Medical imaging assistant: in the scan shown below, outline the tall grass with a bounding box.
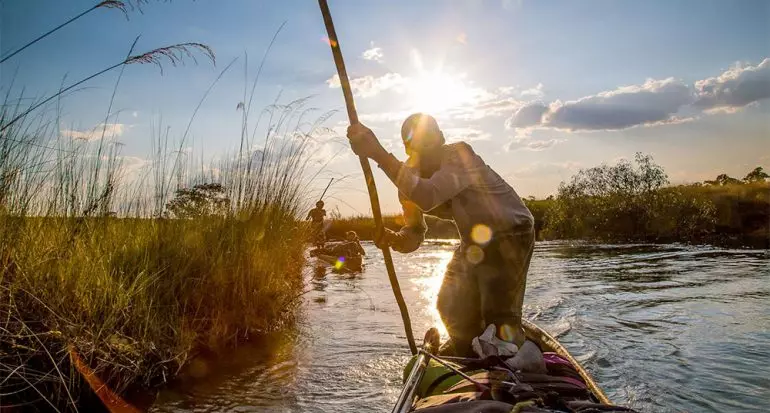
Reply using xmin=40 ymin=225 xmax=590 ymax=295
xmin=0 ymin=3 xmax=331 ymax=409
xmin=0 ymin=96 xmax=324 ymax=410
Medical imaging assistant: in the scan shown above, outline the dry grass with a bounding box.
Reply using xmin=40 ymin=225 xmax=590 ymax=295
xmin=0 ymin=4 xmax=326 ymax=410
xmin=0 ymin=98 xmax=321 ymax=410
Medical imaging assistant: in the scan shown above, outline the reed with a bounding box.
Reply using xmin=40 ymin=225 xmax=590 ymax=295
xmin=0 ymin=11 xmax=318 ymax=410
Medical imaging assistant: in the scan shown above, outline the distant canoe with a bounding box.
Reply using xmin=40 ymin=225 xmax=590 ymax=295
xmin=315 ymin=253 xmax=363 ymax=272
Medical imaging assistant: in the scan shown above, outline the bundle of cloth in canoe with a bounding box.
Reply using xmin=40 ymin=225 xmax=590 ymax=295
xmin=309 ymin=230 xmax=366 ymax=271
xmin=394 ymin=322 xmax=640 ymax=413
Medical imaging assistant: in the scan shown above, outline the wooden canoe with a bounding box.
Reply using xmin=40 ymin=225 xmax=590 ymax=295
xmin=395 ymin=320 xmax=613 ymax=412
xmin=316 ymin=254 xmax=363 ymax=272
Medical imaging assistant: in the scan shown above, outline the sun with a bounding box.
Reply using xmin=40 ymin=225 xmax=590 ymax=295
xmin=408 ymin=70 xmax=482 ymax=114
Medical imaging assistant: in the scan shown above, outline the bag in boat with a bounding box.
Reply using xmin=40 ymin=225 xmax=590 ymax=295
xmin=404 ymin=352 xmax=640 ymax=412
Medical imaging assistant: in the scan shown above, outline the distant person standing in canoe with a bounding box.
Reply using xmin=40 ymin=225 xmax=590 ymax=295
xmin=307 ymin=200 xmax=327 ymax=248
xmin=347 ymin=113 xmax=544 ymax=371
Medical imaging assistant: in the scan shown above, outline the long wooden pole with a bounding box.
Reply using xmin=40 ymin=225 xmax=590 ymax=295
xmin=319 ymin=178 xmax=334 ymax=201
xmin=318 ymin=0 xmax=417 ymax=355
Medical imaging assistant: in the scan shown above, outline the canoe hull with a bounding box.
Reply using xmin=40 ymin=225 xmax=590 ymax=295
xmin=522 ymin=319 xmax=610 ymax=404
xmin=316 ymin=254 xmax=363 ymax=271
xmin=396 ymin=320 xmax=612 ymax=412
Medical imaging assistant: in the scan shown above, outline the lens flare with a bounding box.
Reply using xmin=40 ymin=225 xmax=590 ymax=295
xmin=465 ymin=245 xmax=484 ymax=264
xmin=321 ymin=36 xmax=338 ymax=47
xmin=471 ymin=224 xmax=493 ymax=245
xmin=334 ymin=256 xmax=345 ymax=270
xmin=498 ymin=324 xmax=516 ymax=344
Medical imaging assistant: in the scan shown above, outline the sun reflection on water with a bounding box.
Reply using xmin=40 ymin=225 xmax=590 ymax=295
xmin=411 ymin=249 xmax=454 ymax=339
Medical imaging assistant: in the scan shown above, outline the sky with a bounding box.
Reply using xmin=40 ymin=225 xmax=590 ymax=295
xmin=1 ymin=0 xmax=768 ymax=216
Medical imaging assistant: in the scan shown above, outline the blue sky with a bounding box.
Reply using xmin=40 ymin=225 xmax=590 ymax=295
xmin=2 ymin=0 xmax=768 ymax=215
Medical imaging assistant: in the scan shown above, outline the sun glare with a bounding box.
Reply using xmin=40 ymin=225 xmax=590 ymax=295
xmin=409 ymin=70 xmax=481 ymax=114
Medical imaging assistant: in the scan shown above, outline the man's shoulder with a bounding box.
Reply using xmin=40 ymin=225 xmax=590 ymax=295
xmin=443 ymin=142 xmax=480 ymax=165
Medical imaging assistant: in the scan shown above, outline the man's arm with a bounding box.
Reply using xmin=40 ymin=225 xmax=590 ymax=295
xmin=377 ymin=145 xmax=474 ymax=212
xmin=389 ymin=195 xmax=427 ymax=253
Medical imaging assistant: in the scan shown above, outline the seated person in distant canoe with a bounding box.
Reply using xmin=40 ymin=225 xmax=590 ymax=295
xmin=306 ymin=200 xmax=327 ymax=248
xmin=347 ymin=113 xmax=544 ymax=372
xmin=327 ymin=231 xmax=366 ymax=258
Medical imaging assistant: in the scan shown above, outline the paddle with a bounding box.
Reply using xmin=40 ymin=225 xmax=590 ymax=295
xmin=319 ymin=177 xmax=334 ymax=201
xmin=318 ymin=0 xmax=417 ymax=355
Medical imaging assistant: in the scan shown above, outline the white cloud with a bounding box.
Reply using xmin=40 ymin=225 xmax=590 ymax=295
xmin=694 ymin=58 xmax=770 ymax=111
xmin=520 ymin=83 xmax=544 ymax=99
xmin=132 ymin=111 xmax=138 ymax=118
xmin=505 ymin=138 xmax=564 ymax=152
xmin=545 ymin=78 xmax=692 ymax=131
xmin=442 ymin=127 xmax=491 ymax=143
xmin=326 ymin=72 xmax=406 ymax=98
xmin=359 ymin=109 xmax=413 ymax=124
xmin=505 ymin=102 xmax=548 ymax=128
xmin=505 ymin=78 xmax=692 ymax=132
xmin=508 ymin=161 xmax=583 ymax=180
xmin=117 ymin=155 xmax=150 ymax=182
xmin=61 ymin=123 xmax=126 ymax=141
xmin=501 ymin=58 xmax=769 ymax=133
xmin=362 ymin=42 xmax=384 ymax=62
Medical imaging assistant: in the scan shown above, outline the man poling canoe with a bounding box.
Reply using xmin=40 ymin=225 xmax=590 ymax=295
xmin=347 ymin=114 xmax=545 ymax=372
xmin=307 ymin=200 xmax=327 ymax=248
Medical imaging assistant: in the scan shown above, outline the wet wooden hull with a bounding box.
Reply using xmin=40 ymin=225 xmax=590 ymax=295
xmin=396 ymin=320 xmax=611 ymax=412
xmin=522 ymin=319 xmax=610 ymax=404
xmin=316 ymin=254 xmax=363 ymax=272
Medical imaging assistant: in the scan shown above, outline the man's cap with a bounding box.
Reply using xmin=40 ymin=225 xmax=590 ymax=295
xmin=400 ymin=113 xmax=444 ymax=154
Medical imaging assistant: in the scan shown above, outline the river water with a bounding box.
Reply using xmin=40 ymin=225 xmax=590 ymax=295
xmin=152 ymin=241 xmax=770 ymax=413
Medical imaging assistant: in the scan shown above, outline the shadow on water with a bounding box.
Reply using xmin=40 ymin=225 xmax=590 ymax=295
xmin=153 ymin=330 xmax=302 ymax=411
xmin=152 ymin=241 xmax=770 ymax=413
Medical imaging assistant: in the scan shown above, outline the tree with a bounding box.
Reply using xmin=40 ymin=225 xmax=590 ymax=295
xmin=165 ymin=183 xmax=231 ymax=219
xmin=705 ymin=174 xmax=742 ymax=186
xmin=545 ymin=153 xmax=670 ymax=240
xmin=743 ymin=166 xmax=769 ymax=183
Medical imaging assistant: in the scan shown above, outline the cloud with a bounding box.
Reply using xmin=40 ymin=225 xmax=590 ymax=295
xmin=505 ymin=138 xmax=564 ymax=152
xmin=506 ymin=78 xmax=692 ymax=131
xmin=505 ymin=103 xmax=548 ymax=128
xmin=520 ymin=83 xmax=544 ymax=99
xmin=326 ymin=72 xmax=406 ymax=98
xmin=362 ymin=42 xmax=384 ymax=62
xmin=61 ymin=123 xmax=126 ymax=141
xmin=545 ymin=78 xmax=692 ymax=131
xmin=446 ymin=94 xmax=525 ymax=121
xmin=508 ymin=161 xmax=583 ymax=180
xmin=502 ymin=58 xmax=769 ymax=133
xmin=442 ymin=127 xmax=491 ymax=143
xmin=359 ymin=109 xmax=413 ymax=124
xmin=694 ymin=58 xmax=770 ymax=111
xmin=117 ymin=155 xmax=150 ymax=182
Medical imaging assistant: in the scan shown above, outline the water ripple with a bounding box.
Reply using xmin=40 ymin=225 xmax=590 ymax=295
xmin=152 ymin=241 xmax=770 ymax=413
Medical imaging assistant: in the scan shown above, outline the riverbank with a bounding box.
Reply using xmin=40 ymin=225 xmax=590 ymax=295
xmin=327 ymin=158 xmax=769 ymax=249
xmin=1 ymin=214 xmax=308 ymax=410
xmin=1 ymin=98 xmax=316 ymax=409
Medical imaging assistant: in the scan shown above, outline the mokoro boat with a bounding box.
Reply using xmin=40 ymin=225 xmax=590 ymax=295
xmin=310 ymin=244 xmax=364 ymax=272
xmin=393 ymin=320 xmax=636 ymax=413
xmin=315 ymin=253 xmax=363 ymax=272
